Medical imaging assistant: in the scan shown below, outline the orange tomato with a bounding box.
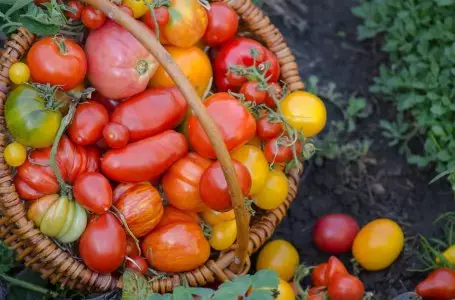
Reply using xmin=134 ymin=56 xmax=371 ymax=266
xmin=156 ymin=205 xmax=201 ymax=229
xmin=200 ymin=207 xmax=235 ymax=226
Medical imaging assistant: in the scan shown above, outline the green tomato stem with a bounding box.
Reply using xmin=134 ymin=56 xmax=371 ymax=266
xmin=0 ymin=274 xmax=59 ymax=298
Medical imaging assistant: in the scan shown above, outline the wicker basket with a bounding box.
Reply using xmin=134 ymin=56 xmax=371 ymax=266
xmin=0 ymin=0 xmax=305 ymax=293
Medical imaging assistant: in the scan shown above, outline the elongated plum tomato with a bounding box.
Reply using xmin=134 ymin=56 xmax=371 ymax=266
xmin=155 ymin=205 xmax=200 ymax=229
xmin=73 ymin=172 xmax=112 ymax=214
xmin=328 ymin=274 xmax=364 ymax=300
xmin=312 ymin=214 xmax=360 ymax=254
xmin=203 ymin=2 xmax=238 ymax=46
xmin=188 ymin=93 xmax=256 ymax=159
xmin=68 ymin=101 xmax=109 ymax=146
xmin=416 ymin=268 xmax=455 ymax=299
xmin=85 ymin=20 xmax=159 ymax=100
xmin=103 ymin=122 xmax=129 ymax=149
xmin=199 ymin=160 xmax=251 ymax=212
xmin=141 ymin=221 xmax=210 ymax=272
xmin=162 ymin=153 xmax=211 ymax=212
xmin=256 ymin=240 xmax=299 ymax=281
xmin=79 ymin=213 xmax=127 ymax=273
xmin=125 ymin=256 xmax=148 ymax=275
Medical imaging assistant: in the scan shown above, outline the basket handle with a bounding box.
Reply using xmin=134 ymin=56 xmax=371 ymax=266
xmin=83 ymin=0 xmax=249 ymax=273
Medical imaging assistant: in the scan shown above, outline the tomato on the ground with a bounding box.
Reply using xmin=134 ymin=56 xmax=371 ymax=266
xmin=327 ymin=274 xmax=364 ymax=300
xmin=311 ymin=263 xmax=328 ymax=287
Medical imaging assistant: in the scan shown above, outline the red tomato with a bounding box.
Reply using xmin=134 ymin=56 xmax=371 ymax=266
xmin=202 ymin=2 xmax=238 ymax=46
xmin=126 ymin=235 xmax=139 ymax=257
xmin=79 ymin=213 xmax=127 ymax=273
xmin=103 ymin=122 xmax=130 ymax=149
xmin=34 ymin=0 xmax=49 ymax=5
xmin=81 ymin=6 xmax=106 ymax=29
xmin=308 ymin=286 xmax=327 ymax=296
xmin=264 ymin=137 xmax=302 ymax=164
xmin=101 ymin=130 xmax=188 ymax=182
xmin=26 ymin=36 xmax=87 ymax=91
xmin=73 ymin=172 xmax=112 ymax=214
xmin=143 ymin=7 xmax=170 ymax=31
xmin=263 ymin=48 xmax=281 ymax=83
xmin=313 ymin=214 xmax=360 ymax=254
xmin=328 ymin=274 xmax=364 ymax=300
xmin=126 ymin=256 xmax=148 ymax=275
xmin=91 ymin=92 xmax=120 ymax=113
xmin=162 ymin=153 xmax=211 ymax=212
xmin=156 ymin=206 xmax=201 ymax=229
xmin=111 ymin=88 xmax=187 ymax=141
xmin=188 ymin=93 xmax=256 ymax=159
xmin=312 ymin=263 xmax=328 ymax=287
xmin=416 ymin=268 xmax=455 ymax=299
xmin=68 ymin=101 xmax=109 ymax=146
xmin=256 ymin=115 xmax=283 ymax=141
xmin=325 ymin=257 xmax=348 ymax=284
xmin=307 ymin=296 xmax=325 ymax=300
xmin=199 ymin=160 xmax=251 ymax=212
xmin=85 ymin=20 xmax=158 ymax=100
xmin=65 ymin=0 xmax=83 ymax=20
xmin=265 ymin=82 xmax=283 ymax=109
xmin=240 ymin=81 xmax=267 ymax=104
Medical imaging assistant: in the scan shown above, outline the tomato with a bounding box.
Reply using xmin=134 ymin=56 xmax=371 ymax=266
xmin=111 ymin=87 xmax=187 ymax=141
xmin=91 ymin=92 xmax=120 ymax=113
xmin=210 ymin=219 xmax=237 ymax=251
xmin=201 ymin=208 xmax=235 ymax=226
xmin=252 ymin=170 xmax=288 ymax=210
xmin=141 ymin=222 xmax=210 ymax=272
xmin=149 ymin=46 xmax=212 ymax=97
xmin=162 ymin=153 xmax=211 ymax=212
xmin=256 ymin=115 xmax=283 ymax=141
xmin=247 ymin=135 xmax=263 ymax=149
xmin=58 ymin=201 xmax=87 ymax=243
xmin=8 ymin=62 xmax=30 ymax=85
xmin=256 ymin=240 xmax=299 ymax=281
xmin=312 ymin=263 xmax=328 ymax=287
xmin=199 ymin=160 xmax=251 ymax=212
xmin=416 ymin=268 xmax=455 ymax=299
xmin=264 ymin=82 xmax=282 ymax=109
xmin=103 ymin=122 xmax=130 ymax=149
xmin=4 ymin=142 xmax=26 ymax=167
xmin=54 ymin=83 xmax=86 ymax=115
xmin=202 ymin=2 xmax=238 ymax=46
xmin=40 ymin=195 xmax=70 ymax=237
xmin=156 ymin=206 xmax=200 ymax=229
xmin=102 ymin=130 xmax=188 ymax=182
xmin=81 ymin=6 xmax=106 ymax=29
xmin=68 ymin=101 xmax=109 ymax=146
xmin=122 ymin=0 xmax=148 ymax=18
xmin=240 ymin=81 xmax=267 ymax=105
xmin=352 ymin=218 xmax=404 ymax=271
xmin=5 ymin=84 xmax=62 ymax=148
xmin=143 ymin=7 xmax=170 ymax=30
xmin=264 ymin=137 xmax=302 ymax=165
xmin=438 ymin=245 xmax=455 ymax=265
xmin=126 ymin=256 xmax=148 ymax=274
xmin=188 ymin=93 xmax=256 ymax=159
xmin=85 ymin=20 xmax=158 ymax=100
xmin=34 ymin=0 xmax=49 ymax=5
xmin=27 ymin=194 xmax=59 ymax=227
xmin=27 ymin=36 xmax=86 ymax=91
xmin=126 ymin=235 xmax=139 ymax=257
xmin=230 ymin=145 xmax=268 ymax=195
xmin=308 ymin=286 xmax=327 ymax=296
xmin=276 ymin=280 xmax=296 ymax=300
xmin=328 ymin=274 xmax=364 ymax=300
xmin=161 ymin=0 xmax=208 ymax=48
xmin=312 ymin=214 xmax=360 ymax=254
xmin=325 ymin=256 xmax=348 ymax=284
xmin=281 ymin=91 xmax=327 ymax=138
xmin=73 ymin=172 xmax=112 ymax=214
xmin=263 ymin=48 xmax=281 ymax=83
xmin=79 ymin=213 xmax=127 ymax=273
xmin=65 ymin=0 xmax=83 ymax=19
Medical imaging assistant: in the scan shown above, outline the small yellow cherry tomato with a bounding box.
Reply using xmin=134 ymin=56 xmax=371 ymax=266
xmin=436 ymin=244 xmax=455 ymax=265
xmin=231 ymin=145 xmax=269 ymax=195
xmin=201 ymin=207 xmax=235 ymax=226
xmin=4 ymin=142 xmax=27 ymax=167
xmin=276 ymin=280 xmax=296 ymax=300
xmin=281 ymin=91 xmax=327 ymax=138
xmin=253 ymin=170 xmax=289 ymax=210
xmin=353 ymin=218 xmax=404 ymax=271
xmin=122 ymin=0 xmax=148 ymax=18
xmin=209 ymin=219 xmax=237 ymax=251
xmin=247 ymin=135 xmax=262 ymax=149
xmin=256 ymin=240 xmax=299 ymax=281
xmin=8 ymin=62 xmax=30 ymax=85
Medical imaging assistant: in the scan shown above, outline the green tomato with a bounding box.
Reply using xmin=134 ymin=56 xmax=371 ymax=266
xmin=40 ymin=195 xmax=69 ymax=237
xmin=58 ymin=202 xmax=87 ymax=243
xmin=57 ymin=201 xmax=75 ymax=239
xmin=5 ymin=84 xmax=62 ymax=148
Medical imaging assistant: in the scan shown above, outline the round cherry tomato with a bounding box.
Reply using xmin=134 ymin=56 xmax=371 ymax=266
xmin=103 ymin=122 xmax=130 ymax=149
xmin=201 ymin=208 xmax=235 ymax=226
xmin=202 ymin=2 xmax=238 ymax=46
xmin=68 ymin=101 xmax=109 ymax=146
xmin=231 ymin=145 xmax=269 ymax=195
xmin=210 ymin=219 xmax=237 ymax=251
xmin=438 ymin=245 xmax=455 ymax=264
xmin=4 ymin=142 xmax=26 ymax=167
xmin=8 ymin=62 xmax=30 ymax=85
xmin=126 ymin=256 xmax=148 ymax=275
xmin=240 ymin=81 xmax=267 ymax=105
xmin=126 ymin=235 xmax=139 ymax=257
xmin=353 ymin=218 xmax=404 ymax=271
xmin=199 ymin=160 xmax=251 ymax=212
xmin=143 ymin=6 xmax=170 ymax=30
xmin=256 ymin=239 xmax=299 ymax=281
xmin=26 ymin=36 xmax=87 ymax=91
xmin=65 ymin=0 xmax=83 ymax=19
xmin=156 ymin=206 xmax=200 ymax=229
xmin=264 ymin=137 xmax=302 ymax=164
xmin=312 ymin=263 xmax=328 ymax=287
xmin=416 ymin=268 xmax=455 ymax=299
xmin=325 ymin=256 xmax=348 ymax=284
xmin=122 ymin=0 xmax=148 ymax=18
xmin=73 ymin=172 xmax=113 ymax=214
xmin=281 ymin=91 xmax=327 ymax=138
xmin=256 ymin=115 xmax=283 ymax=141
xmin=276 ymin=279 xmax=296 ymax=300
xmin=264 ymin=82 xmax=283 ymax=109
xmin=79 ymin=213 xmax=127 ymax=273
xmin=252 ymin=170 xmax=288 ymax=210
xmin=313 ymin=214 xmax=360 ymax=254
xmin=81 ymin=6 xmax=106 ymax=29
xmin=328 ymin=274 xmax=364 ymax=300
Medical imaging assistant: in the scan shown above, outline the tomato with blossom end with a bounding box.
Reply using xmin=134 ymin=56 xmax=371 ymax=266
xmin=68 ymin=101 xmax=109 ymax=146
xmin=125 ymin=256 xmax=148 ymax=275
xmin=328 ymin=274 xmax=364 ymax=300
xmin=240 ymin=81 xmax=267 ymax=104
xmin=311 ymin=263 xmax=328 ymax=287
xmin=199 ymin=160 xmax=251 ymax=212
xmin=203 ymin=2 xmax=238 ymax=46
xmin=256 ymin=115 xmax=283 ymax=141
xmin=73 ymin=172 xmax=113 ymax=214
xmin=264 ymin=137 xmax=302 ymax=164
xmin=325 ymin=256 xmax=348 ymax=284
xmin=143 ymin=7 xmax=170 ymax=31
xmin=103 ymin=122 xmax=130 ymax=149
xmin=265 ymin=82 xmax=283 ymax=109
xmin=82 ymin=6 xmax=106 ymax=29
xmin=65 ymin=1 xmax=83 ymax=20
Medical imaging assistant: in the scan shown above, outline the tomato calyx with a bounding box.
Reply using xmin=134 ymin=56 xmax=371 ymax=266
xmin=135 ymin=60 xmax=150 ymax=76
xmin=52 ymin=36 xmax=69 ymax=54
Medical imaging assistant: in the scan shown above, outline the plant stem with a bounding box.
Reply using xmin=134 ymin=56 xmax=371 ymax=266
xmin=0 ymin=274 xmax=58 ymax=298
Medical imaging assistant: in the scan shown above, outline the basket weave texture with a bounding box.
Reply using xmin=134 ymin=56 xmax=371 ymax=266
xmin=0 ymin=0 xmax=305 ymax=293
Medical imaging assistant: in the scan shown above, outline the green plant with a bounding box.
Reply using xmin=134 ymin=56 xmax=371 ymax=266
xmin=353 ymin=0 xmax=455 ymax=191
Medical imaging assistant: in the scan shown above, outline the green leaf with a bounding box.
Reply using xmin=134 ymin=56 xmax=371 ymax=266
xmin=251 ymin=270 xmax=279 ymax=289
xmin=122 ymin=270 xmax=152 ymax=300
xmin=185 ymin=287 xmax=215 ymax=298
xmin=7 ymin=269 xmax=51 ymax=300
xmin=5 ymin=0 xmax=32 ymax=16
xmin=18 ymin=13 xmax=60 ymax=35
xmin=246 ymin=289 xmax=275 ymax=300
xmin=217 ymin=275 xmax=251 ymax=297
xmin=171 ymin=286 xmax=193 ymax=300
xmin=437 ymin=0 xmax=455 ymax=6
xmin=0 ymin=242 xmax=14 ymax=274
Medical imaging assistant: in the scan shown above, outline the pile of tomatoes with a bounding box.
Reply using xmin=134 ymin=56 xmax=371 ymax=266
xmin=5 ymin=0 xmax=327 ymax=277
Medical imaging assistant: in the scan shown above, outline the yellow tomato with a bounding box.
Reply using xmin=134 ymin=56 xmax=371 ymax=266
xmin=253 ymin=170 xmax=288 ymax=210
xmin=122 ymin=0 xmax=148 ymax=18
xmin=4 ymin=142 xmax=26 ymax=167
xmin=436 ymin=245 xmax=455 ymax=265
xmin=231 ymin=145 xmax=269 ymax=195
xmin=201 ymin=208 xmax=235 ymax=226
xmin=353 ymin=218 xmax=404 ymax=271
xmin=150 ymin=46 xmax=212 ymax=96
xmin=247 ymin=136 xmax=262 ymax=148
xmin=209 ymin=219 xmax=237 ymax=251
xmin=276 ymin=280 xmax=296 ymax=300
xmin=8 ymin=62 xmax=30 ymax=85
xmin=281 ymin=91 xmax=327 ymax=137
xmin=256 ymin=240 xmax=299 ymax=281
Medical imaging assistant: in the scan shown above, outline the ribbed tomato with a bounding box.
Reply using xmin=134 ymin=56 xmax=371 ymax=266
xmin=155 ymin=206 xmax=200 ymax=229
